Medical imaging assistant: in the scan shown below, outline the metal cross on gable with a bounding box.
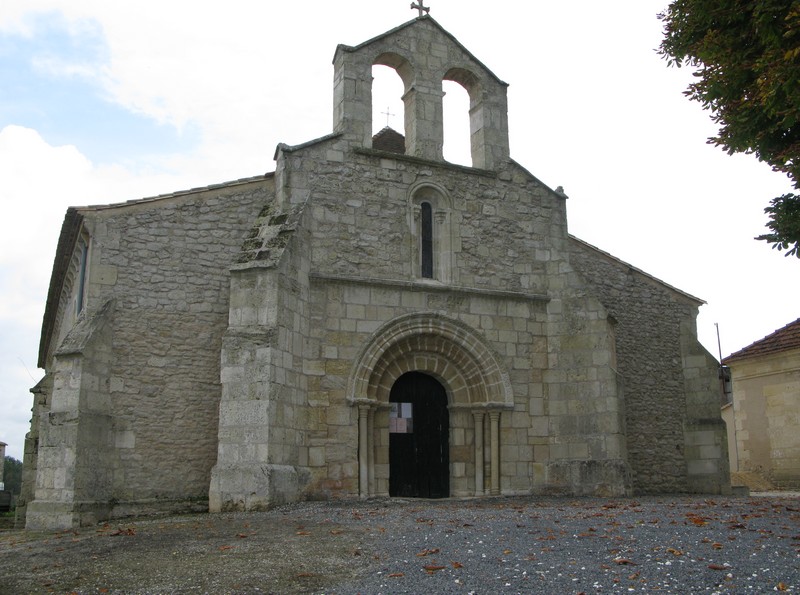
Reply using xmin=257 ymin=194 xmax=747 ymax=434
xmin=411 ymin=1 xmax=430 ymax=17
xmin=381 ymin=106 xmax=396 ymax=127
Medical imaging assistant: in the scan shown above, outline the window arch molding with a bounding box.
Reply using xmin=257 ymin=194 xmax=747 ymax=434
xmin=407 ymin=182 xmax=454 ymax=283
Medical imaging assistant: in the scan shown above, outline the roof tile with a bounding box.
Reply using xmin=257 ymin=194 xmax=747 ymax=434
xmin=723 ymin=318 xmax=800 ymax=363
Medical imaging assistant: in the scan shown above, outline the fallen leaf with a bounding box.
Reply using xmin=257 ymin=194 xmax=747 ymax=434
xmin=452 ymin=561 xmax=463 ymax=568
xmin=296 ymin=531 xmax=311 ymax=536
xmin=236 ymin=533 xmax=248 ymax=538
xmin=388 ymin=572 xmax=404 ymax=578
xmin=708 ymin=563 xmax=729 ymax=571
xmin=416 ymin=548 xmax=440 ymax=557
xmin=777 ymin=582 xmax=788 ymax=591
xmin=686 ymin=514 xmax=708 ymax=526
xmin=503 ymin=549 xmax=512 ymax=554
xmin=666 ymin=548 xmax=683 ymax=556
xmin=330 ymin=529 xmax=343 ymax=535
xmin=296 ymin=572 xmax=314 ymax=578
xmin=219 ymin=545 xmax=234 ymax=551
xmin=424 ymin=565 xmax=446 ymax=573
xmin=712 ymin=542 xmax=723 ymax=550
xmin=613 ymin=558 xmax=637 ymax=566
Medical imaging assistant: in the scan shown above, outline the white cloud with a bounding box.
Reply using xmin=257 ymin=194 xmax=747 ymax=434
xmin=31 ymin=54 xmax=104 ymax=80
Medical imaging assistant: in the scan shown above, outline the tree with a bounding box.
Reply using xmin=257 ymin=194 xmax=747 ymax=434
xmin=658 ymin=0 xmax=800 ymax=257
xmin=3 ymin=457 xmax=22 ymax=495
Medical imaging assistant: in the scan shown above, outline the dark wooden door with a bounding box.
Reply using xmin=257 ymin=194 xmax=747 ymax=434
xmin=389 ymin=372 xmax=449 ymax=498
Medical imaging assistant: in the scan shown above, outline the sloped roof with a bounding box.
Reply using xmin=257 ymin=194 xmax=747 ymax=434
xmin=39 ymin=208 xmax=84 ymax=368
xmin=723 ymin=318 xmax=800 ymax=364
xmin=39 ymin=175 xmax=271 ymax=368
xmin=569 ymin=235 xmax=706 ymax=306
xmin=372 ymin=127 xmax=405 ymax=154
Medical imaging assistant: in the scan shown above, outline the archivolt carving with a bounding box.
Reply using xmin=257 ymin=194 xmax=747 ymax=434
xmin=347 ymin=312 xmax=512 ymax=408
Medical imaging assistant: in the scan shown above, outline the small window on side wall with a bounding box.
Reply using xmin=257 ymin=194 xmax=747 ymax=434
xmin=76 ymin=240 xmax=88 ymax=315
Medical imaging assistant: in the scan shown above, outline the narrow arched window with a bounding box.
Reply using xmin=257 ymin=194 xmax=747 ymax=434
xmin=76 ymin=241 xmax=88 ymax=314
xmin=409 ymin=186 xmax=451 ymax=283
xmin=420 ymin=201 xmax=434 ymax=278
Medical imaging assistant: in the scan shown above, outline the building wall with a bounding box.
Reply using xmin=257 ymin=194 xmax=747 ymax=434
xmin=244 ymin=136 xmax=632 ymax=504
xmin=28 ymin=17 xmax=731 ymax=528
xmin=211 ymin=199 xmax=316 ymax=511
xmin=305 ymin=278 xmax=554 ymax=498
xmin=730 ymin=349 xmax=800 ymax=487
xmin=28 ymin=179 xmax=269 ymax=528
xmin=568 ymin=239 xmax=728 ymax=494
xmin=721 ymin=404 xmax=739 ymax=472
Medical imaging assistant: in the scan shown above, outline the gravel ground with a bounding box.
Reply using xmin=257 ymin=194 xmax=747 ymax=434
xmin=1 ymin=494 xmax=799 ymax=594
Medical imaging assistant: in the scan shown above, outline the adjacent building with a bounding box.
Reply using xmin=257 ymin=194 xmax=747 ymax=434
xmin=723 ymin=318 xmax=800 ymax=488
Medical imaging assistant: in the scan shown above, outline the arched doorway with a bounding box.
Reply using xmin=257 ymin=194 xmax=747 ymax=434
xmin=389 ymin=372 xmax=449 ymax=498
xmin=349 ymin=312 xmax=515 ymax=498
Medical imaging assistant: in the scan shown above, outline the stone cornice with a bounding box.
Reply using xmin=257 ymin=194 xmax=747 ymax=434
xmin=353 ymin=147 xmax=499 ymax=178
xmin=310 ymin=272 xmax=549 ymax=303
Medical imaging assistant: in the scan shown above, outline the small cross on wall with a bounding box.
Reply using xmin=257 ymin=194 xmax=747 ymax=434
xmin=411 ymin=1 xmax=430 ymax=17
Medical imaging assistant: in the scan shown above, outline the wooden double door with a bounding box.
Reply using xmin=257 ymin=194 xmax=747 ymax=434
xmin=389 ymin=372 xmax=449 ymax=498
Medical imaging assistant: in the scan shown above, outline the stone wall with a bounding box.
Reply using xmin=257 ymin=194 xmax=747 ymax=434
xmin=96 ymin=182 xmax=268 ymax=505
xmin=279 ymin=143 xmax=568 ymax=295
xmin=27 ymin=300 xmax=115 ymax=529
xmin=272 ymin=134 xmax=630 ymax=499
xmin=30 ymin=179 xmax=269 ymax=526
xmin=568 ymin=238 xmax=728 ymax=494
xmin=25 ymin=14 xmax=731 ymax=529
xmin=211 ymin=195 xmax=316 ymax=511
xmin=730 ymin=349 xmax=800 ymax=488
xmin=306 ymin=277 xmax=553 ymax=497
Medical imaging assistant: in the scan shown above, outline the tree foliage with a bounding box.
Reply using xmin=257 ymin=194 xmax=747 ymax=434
xmin=3 ymin=457 xmax=22 ymax=495
xmin=658 ymin=0 xmax=800 ymax=257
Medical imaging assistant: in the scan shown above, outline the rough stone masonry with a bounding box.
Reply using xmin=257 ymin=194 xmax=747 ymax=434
xmin=20 ymin=14 xmax=729 ymax=530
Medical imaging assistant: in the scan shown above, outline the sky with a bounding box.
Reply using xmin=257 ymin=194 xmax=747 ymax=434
xmin=1 ymin=1 xmax=797 ymax=461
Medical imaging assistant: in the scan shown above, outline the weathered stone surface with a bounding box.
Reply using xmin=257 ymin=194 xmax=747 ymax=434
xmin=23 ymin=16 xmax=729 ymax=529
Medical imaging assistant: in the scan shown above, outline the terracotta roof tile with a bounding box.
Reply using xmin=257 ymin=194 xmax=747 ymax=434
xmin=723 ymin=318 xmax=800 ymax=364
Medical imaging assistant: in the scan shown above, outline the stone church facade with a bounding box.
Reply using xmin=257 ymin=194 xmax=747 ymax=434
xmin=21 ymin=16 xmax=729 ymax=530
